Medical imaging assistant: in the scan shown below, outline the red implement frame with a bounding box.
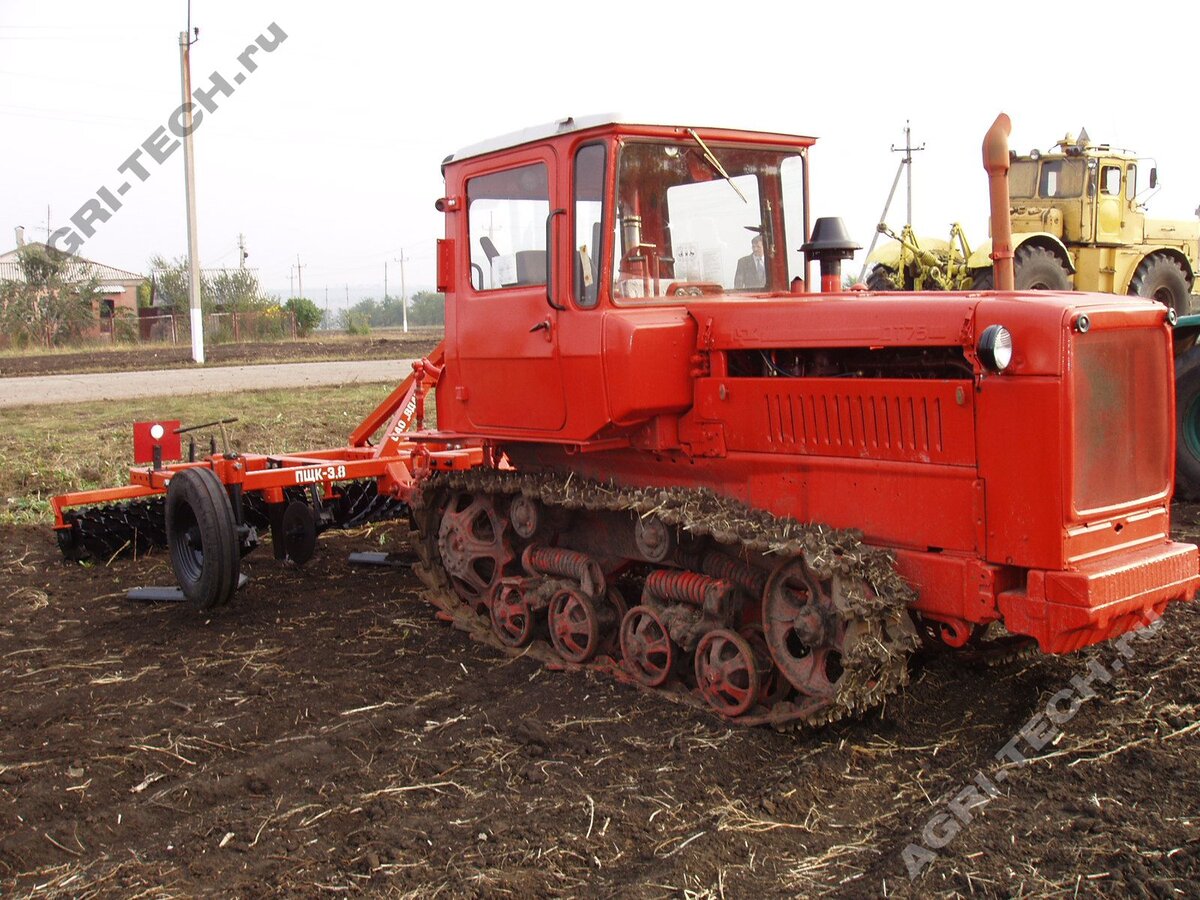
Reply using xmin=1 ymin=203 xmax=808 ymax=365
xmin=50 ymin=343 xmax=469 ymax=529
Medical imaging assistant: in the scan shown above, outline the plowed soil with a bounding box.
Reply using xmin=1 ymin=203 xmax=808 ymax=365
xmin=2 ymin=509 xmax=1200 ymax=898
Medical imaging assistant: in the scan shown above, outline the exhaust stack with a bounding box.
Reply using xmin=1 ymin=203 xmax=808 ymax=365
xmin=982 ymin=113 xmax=1014 ymax=291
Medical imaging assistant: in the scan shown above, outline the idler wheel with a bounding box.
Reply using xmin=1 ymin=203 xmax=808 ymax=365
xmin=489 ymin=581 xmax=535 ymax=648
xmin=694 ymin=628 xmax=761 ymax=718
xmin=165 ymin=467 xmax=240 ymax=611
xmin=548 ymin=588 xmax=601 ymax=664
xmin=437 ymin=492 xmax=513 ymax=610
xmin=620 ymin=605 xmax=675 ymax=687
xmin=762 ymin=557 xmax=846 ymax=699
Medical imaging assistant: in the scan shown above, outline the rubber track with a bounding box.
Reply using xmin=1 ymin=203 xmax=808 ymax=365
xmin=411 ymin=469 xmax=921 ymax=730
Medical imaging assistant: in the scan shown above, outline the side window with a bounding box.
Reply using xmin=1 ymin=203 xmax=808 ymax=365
xmin=467 ymin=163 xmax=549 ymax=291
xmin=1126 ymin=164 xmax=1138 ymax=200
xmin=781 ymin=155 xmax=806 ymax=286
xmin=573 ymin=144 xmax=605 ymax=308
xmin=1101 ymin=165 xmax=1121 ymax=195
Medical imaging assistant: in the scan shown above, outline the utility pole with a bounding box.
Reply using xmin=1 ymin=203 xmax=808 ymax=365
xmin=895 ymin=121 xmax=924 ymax=227
xmin=857 ymin=121 xmax=925 ymax=283
xmin=384 ymin=260 xmax=388 ymax=300
xmin=397 ymin=249 xmax=408 ymax=333
xmin=179 ymin=26 xmax=204 ymax=363
xmin=295 ymin=254 xmax=305 ymax=300
xmin=238 ymin=233 xmax=248 ymax=269
xmin=289 ymin=266 xmax=294 ymax=297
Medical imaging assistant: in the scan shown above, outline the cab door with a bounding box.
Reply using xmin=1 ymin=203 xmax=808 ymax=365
xmin=1095 ymin=160 xmax=1124 ymax=245
xmin=455 ymin=149 xmax=567 ymax=431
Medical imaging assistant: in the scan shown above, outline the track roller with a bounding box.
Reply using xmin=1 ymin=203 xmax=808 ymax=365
xmin=694 ymin=628 xmax=761 ymax=717
xmin=620 ymin=604 xmax=676 ymax=687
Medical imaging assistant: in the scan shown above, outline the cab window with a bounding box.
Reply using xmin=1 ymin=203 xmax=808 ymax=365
xmin=1100 ymin=165 xmax=1121 ymax=195
xmin=610 ymin=140 xmax=805 ymax=301
xmin=1038 ymin=159 xmax=1085 ymax=198
xmin=467 ymin=163 xmax=549 ymax=291
xmin=573 ymin=144 xmax=606 ymax=308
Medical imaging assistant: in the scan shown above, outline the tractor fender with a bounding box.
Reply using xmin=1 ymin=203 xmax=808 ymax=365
xmin=967 ymin=233 xmax=1076 ymax=273
xmin=1127 ymin=248 xmax=1196 ymax=291
xmin=865 ymin=235 xmax=953 ymax=269
xmin=864 ymin=241 xmax=904 ymax=270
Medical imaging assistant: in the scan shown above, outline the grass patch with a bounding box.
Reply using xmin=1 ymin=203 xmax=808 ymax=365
xmin=0 ymin=383 xmax=436 ymax=526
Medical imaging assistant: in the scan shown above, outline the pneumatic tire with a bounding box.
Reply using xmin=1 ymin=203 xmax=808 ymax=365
xmin=1012 ymin=245 xmax=1072 ymax=291
xmin=865 ymin=264 xmax=901 ymax=291
xmin=1175 ymin=347 xmax=1200 ymax=500
xmin=1130 ymin=255 xmax=1192 ymax=317
xmin=166 ymin=467 xmax=241 ymax=610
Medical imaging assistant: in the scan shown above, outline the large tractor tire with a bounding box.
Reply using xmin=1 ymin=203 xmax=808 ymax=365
xmin=865 ymin=264 xmax=901 ymax=291
xmin=1175 ymin=347 xmax=1200 ymax=500
xmin=971 ymin=245 xmax=1072 ymax=291
xmin=1129 ymin=255 xmax=1192 ymax=317
xmin=165 ymin=467 xmax=241 ymax=610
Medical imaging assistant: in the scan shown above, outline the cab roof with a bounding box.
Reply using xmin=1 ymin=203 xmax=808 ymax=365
xmin=444 ymin=114 xmax=817 ymax=166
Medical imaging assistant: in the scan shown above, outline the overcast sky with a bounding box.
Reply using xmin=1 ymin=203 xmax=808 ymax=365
xmin=3 ymin=0 xmax=1198 ymax=307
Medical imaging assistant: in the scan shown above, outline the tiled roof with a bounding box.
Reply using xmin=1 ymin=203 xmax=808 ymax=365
xmin=0 ymin=243 xmax=144 ymax=285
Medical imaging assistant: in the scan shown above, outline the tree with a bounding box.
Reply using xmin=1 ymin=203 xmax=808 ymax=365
xmin=0 ymin=245 xmax=99 ymax=348
xmin=285 ymin=297 xmax=323 ymax=336
xmin=408 ymin=291 xmax=445 ymax=326
xmin=148 ymin=255 xmax=269 ymax=313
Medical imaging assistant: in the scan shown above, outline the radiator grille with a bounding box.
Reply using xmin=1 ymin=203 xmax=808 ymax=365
xmin=1072 ymin=328 xmax=1170 ymax=512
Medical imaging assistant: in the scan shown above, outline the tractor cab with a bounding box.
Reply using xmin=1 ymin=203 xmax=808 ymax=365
xmin=1008 ymin=132 xmax=1150 ymax=247
xmin=435 ymin=116 xmax=819 ymax=440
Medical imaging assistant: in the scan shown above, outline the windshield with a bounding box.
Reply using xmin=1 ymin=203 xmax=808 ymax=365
xmin=1010 ymin=160 xmax=1037 ymax=198
xmin=612 ymin=141 xmax=806 ymax=300
xmin=1038 ymin=159 xmax=1086 ymax=199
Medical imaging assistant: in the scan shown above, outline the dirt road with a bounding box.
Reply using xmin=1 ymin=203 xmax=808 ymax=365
xmin=0 ymin=359 xmax=417 ymax=408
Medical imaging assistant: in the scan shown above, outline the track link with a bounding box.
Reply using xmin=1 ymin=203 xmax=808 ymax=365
xmin=411 ymin=469 xmax=920 ymax=729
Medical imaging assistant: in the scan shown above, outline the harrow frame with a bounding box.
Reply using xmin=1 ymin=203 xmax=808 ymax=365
xmin=50 ymin=344 xmax=473 ymax=546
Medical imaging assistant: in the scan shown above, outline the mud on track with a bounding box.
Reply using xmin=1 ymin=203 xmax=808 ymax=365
xmin=2 ymin=511 xmax=1200 ymax=897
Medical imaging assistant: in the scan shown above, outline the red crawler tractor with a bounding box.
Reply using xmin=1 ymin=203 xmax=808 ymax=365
xmin=53 ymin=114 xmax=1198 ymax=728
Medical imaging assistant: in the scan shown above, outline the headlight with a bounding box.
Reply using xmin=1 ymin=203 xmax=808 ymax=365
xmin=977 ymin=324 xmax=1013 ymax=373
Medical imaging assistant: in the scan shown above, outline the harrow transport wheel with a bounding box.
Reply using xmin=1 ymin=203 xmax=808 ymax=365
xmin=281 ymin=500 xmax=317 ymax=565
xmin=548 ymin=588 xmax=601 ymax=664
xmin=762 ymin=557 xmax=847 ymax=700
xmin=694 ymin=629 xmax=761 ymax=718
xmin=489 ymin=581 xmax=536 ymax=648
xmin=437 ymin=492 xmax=513 ymax=610
xmin=165 ymin=467 xmax=240 ymax=611
xmin=620 ymin=605 xmax=675 ymax=687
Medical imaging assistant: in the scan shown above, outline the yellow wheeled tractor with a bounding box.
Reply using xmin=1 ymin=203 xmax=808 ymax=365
xmin=865 ymin=131 xmax=1200 ymax=314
